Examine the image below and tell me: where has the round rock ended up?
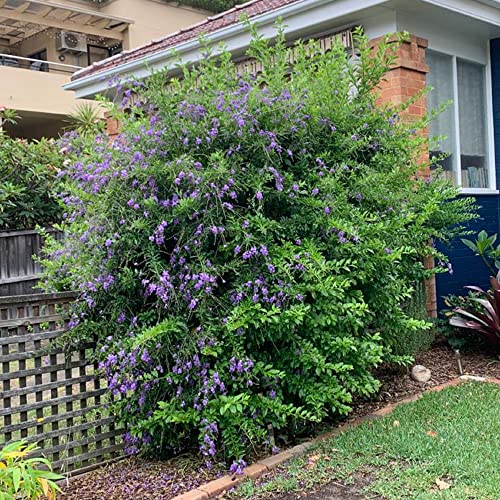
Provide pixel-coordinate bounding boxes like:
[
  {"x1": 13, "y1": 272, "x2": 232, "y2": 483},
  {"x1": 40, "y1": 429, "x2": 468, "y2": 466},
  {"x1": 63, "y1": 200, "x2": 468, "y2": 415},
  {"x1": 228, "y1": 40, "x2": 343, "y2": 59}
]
[{"x1": 411, "y1": 364, "x2": 431, "y2": 383}]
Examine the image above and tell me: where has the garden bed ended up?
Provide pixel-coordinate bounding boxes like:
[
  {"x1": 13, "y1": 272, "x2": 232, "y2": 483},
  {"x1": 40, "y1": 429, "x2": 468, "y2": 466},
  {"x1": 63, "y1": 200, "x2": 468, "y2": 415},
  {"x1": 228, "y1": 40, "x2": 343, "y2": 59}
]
[
  {"x1": 59, "y1": 456, "x2": 226, "y2": 499},
  {"x1": 346, "y1": 340, "x2": 500, "y2": 423},
  {"x1": 58, "y1": 343, "x2": 499, "y2": 499}
]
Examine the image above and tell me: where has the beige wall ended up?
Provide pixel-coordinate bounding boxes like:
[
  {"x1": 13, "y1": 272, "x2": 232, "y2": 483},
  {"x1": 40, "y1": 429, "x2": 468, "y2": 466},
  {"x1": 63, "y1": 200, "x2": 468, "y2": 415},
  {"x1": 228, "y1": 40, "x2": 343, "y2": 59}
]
[
  {"x1": 30, "y1": 0, "x2": 208, "y2": 50},
  {"x1": 101, "y1": 0, "x2": 207, "y2": 49},
  {"x1": 0, "y1": 65, "x2": 95, "y2": 115}
]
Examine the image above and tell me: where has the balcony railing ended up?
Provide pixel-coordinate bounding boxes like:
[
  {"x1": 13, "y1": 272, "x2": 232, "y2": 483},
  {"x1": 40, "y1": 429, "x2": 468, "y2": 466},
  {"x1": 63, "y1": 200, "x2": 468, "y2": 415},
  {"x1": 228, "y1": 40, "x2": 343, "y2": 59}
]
[{"x1": 0, "y1": 53, "x2": 82, "y2": 75}]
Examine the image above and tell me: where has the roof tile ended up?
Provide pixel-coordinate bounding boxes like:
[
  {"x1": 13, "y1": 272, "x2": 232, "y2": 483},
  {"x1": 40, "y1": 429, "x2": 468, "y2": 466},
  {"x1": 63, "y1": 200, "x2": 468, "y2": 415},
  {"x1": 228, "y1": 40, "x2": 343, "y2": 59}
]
[{"x1": 72, "y1": 0, "x2": 300, "y2": 81}]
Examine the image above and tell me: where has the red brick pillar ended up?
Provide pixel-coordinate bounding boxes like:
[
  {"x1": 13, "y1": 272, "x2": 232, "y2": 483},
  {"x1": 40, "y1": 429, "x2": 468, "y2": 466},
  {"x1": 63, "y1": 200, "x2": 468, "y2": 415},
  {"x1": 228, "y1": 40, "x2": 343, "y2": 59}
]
[
  {"x1": 373, "y1": 34, "x2": 430, "y2": 173},
  {"x1": 371, "y1": 34, "x2": 437, "y2": 317},
  {"x1": 105, "y1": 112, "x2": 120, "y2": 139}
]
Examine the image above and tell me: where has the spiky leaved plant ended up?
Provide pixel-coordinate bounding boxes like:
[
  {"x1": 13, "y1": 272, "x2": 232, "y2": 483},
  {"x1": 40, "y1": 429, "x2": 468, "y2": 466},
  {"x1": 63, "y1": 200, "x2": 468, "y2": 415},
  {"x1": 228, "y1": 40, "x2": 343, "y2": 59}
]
[{"x1": 449, "y1": 274, "x2": 500, "y2": 352}]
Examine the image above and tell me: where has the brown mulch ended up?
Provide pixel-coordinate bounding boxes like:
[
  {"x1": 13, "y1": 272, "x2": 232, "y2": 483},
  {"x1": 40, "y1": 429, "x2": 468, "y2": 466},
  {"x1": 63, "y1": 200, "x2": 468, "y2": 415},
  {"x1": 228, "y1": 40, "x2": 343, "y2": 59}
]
[
  {"x1": 346, "y1": 341, "x2": 500, "y2": 424},
  {"x1": 59, "y1": 456, "x2": 225, "y2": 500},
  {"x1": 59, "y1": 343, "x2": 499, "y2": 500}
]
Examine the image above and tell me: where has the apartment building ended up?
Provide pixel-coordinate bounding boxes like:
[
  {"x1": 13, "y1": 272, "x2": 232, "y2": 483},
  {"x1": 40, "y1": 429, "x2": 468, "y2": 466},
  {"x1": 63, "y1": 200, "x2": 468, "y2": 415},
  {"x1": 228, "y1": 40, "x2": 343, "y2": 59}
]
[{"x1": 0, "y1": 0, "x2": 207, "y2": 138}]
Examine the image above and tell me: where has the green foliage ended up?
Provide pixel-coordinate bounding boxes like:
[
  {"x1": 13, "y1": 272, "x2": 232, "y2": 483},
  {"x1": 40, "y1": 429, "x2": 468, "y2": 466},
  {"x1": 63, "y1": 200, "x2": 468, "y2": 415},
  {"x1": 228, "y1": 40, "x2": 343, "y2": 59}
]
[
  {"x1": 40, "y1": 27, "x2": 476, "y2": 466},
  {"x1": 171, "y1": 0, "x2": 242, "y2": 13},
  {"x1": 391, "y1": 281, "x2": 435, "y2": 357},
  {"x1": 64, "y1": 103, "x2": 104, "y2": 138},
  {"x1": 0, "y1": 106, "x2": 20, "y2": 125},
  {"x1": 0, "y1": 132, "x2": 63, "y2": 230},
  {"x1": 447, "y1": 277, "x2": 500, "y2": 352},
  {"x1": 0, "y1": 440, "x2": 63, "y2": 500},
  {"x1": 461, "y1": 229, "x2": 500, "y2": 276}
]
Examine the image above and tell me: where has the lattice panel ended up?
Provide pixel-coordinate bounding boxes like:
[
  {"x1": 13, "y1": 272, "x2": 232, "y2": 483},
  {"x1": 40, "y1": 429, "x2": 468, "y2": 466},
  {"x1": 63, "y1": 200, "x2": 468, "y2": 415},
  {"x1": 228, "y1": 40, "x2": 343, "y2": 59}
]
[{"x1": 0, "y1": 293, "x2": 123, "y2": 473}]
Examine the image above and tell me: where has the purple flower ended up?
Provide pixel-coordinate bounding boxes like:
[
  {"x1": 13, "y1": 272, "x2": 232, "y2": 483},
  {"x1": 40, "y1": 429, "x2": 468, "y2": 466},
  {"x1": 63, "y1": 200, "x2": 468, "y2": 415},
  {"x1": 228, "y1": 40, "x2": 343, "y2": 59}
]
[
  {"x1": 229, "y1": 459, "x2": 247, "y2": 475},
  {"x1": 384, "y1": 247, "x2": 392, "y2": 254},
  {"x1": 256, "y1": 191, "x2": 263, "y2": 201}
]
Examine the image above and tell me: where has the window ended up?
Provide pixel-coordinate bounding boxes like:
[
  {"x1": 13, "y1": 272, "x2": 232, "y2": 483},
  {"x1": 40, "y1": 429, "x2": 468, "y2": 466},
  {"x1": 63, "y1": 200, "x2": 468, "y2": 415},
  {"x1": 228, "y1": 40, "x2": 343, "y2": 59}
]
[
  {"x1": 427, "y1": 50, "x2": 491, "y2": 190},
  {"x1": 87, "y1": 44, "x2": 122, "y2": 66}
]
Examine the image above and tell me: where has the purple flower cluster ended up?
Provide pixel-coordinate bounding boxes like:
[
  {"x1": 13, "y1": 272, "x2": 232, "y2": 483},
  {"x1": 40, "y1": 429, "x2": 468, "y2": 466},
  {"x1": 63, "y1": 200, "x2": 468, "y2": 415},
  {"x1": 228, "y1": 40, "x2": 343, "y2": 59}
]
[
  {"x1": 99, "y1": 342, "x2": 159, "y2": 411},
  {"x1": 199, "y1": 420, "x2": 218, "y2": 468},
  {"x1": 229, "y1": 459, "x2": 247, "y2": 475}
]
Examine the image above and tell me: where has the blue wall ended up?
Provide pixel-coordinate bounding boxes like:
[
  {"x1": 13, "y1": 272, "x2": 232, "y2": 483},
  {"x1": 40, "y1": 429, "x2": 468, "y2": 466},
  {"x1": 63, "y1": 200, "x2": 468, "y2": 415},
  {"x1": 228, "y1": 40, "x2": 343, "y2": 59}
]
[{"x1": 435, "y1": 38, "x2": 500, "y2": 310}]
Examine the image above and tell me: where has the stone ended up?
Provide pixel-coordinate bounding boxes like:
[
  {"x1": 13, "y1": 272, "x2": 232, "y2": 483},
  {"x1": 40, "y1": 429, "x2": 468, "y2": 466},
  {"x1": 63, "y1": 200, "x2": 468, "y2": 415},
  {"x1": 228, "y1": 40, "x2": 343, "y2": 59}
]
[{"x1": 411, "y1": 364, "x2": 431, "y2": 383}]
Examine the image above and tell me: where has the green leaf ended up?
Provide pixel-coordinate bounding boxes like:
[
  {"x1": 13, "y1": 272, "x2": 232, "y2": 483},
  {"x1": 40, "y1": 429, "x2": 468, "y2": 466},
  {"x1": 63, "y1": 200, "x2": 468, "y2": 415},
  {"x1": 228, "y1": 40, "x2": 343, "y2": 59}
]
[{"x1": 12, "y1": 468, "x2": 20, "y2": 492}]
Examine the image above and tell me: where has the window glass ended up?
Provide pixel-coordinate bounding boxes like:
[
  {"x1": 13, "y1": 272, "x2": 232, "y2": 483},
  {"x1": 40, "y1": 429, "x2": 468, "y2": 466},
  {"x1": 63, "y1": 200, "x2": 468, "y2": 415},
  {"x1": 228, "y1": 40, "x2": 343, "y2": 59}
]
[
  {"x1": 457, "y1": 59, "x2": 488, "y2": 188},
  {"x1": 426, "y1": 51, "x2": 456, "y2": 183},
  {"x1": 87, "y1": 45, "x2": 111, "y2": 66}
]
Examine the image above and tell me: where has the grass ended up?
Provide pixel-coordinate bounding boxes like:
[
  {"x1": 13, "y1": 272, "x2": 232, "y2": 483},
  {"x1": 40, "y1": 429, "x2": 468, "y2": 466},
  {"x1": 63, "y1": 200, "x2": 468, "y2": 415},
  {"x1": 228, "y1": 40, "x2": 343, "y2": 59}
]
[{"x1": 231, "y1": 382, "x2": 500, "y2": 499}]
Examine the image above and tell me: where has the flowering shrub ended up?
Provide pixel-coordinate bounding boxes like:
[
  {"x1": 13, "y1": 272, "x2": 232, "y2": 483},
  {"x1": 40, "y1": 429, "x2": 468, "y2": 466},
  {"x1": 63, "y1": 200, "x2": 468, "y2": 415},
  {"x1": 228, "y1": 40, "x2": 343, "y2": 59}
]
[{"x1": 40, "y1": 28, "x2": 475, "y2": 467}]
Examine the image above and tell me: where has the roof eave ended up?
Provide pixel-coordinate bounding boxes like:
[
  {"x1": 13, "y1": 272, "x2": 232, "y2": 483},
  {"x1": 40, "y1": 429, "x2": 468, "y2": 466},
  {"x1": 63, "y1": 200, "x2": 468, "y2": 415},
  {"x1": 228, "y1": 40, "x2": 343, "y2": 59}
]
[
  {"x1": 65, "y1": 0, "x2": 396, "y2": 98},
  {"x1": 64, "y1": 0, "x2": 500, "y2": 99}
]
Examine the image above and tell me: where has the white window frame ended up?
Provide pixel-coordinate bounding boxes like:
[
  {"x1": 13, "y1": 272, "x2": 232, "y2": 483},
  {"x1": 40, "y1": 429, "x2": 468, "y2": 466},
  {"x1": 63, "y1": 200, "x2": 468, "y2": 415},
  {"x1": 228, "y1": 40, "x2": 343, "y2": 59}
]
[{"x1": 428, "y1": 45, "x2": 497, "y2": 195}]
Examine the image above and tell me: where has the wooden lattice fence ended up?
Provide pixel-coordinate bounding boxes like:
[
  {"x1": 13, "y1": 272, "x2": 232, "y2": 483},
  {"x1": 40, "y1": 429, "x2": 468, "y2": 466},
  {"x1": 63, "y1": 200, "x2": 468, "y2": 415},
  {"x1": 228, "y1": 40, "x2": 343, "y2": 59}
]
[{"x1": 0, "y1": 292, "x2": 123, "y2": 473}]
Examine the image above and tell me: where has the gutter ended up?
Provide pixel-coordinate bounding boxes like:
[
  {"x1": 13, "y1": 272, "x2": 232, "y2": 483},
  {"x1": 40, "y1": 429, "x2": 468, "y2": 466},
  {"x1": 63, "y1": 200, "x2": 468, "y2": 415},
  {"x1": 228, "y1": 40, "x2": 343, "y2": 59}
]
[{"x1": 64, "y1": 0, "x2": 390, "y2": 98}]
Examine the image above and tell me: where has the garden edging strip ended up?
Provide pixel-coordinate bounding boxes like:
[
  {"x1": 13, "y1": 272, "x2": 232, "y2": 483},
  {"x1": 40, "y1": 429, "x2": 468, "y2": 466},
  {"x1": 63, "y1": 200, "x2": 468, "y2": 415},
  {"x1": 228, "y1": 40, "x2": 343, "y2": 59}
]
[{"x1": 172, "y1": 376, "x2": 500, "y2": 500}]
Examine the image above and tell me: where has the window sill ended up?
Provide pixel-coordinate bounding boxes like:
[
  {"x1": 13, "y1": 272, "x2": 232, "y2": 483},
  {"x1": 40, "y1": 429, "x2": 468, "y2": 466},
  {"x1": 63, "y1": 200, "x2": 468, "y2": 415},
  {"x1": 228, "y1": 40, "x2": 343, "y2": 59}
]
[{"x1": 459, "y1": 188, "x2": 499, "y2": 195}]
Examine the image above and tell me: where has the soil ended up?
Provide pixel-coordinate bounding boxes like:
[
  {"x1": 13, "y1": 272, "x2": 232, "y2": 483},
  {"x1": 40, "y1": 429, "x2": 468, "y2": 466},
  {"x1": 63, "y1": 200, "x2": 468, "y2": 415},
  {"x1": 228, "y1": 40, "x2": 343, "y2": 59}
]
[
  {"x1": 59, "y1": 342, "x2": 499, "y2": 500},
  {"x1": 272, "y1": 471, "x2": 382, "y2": 500}
]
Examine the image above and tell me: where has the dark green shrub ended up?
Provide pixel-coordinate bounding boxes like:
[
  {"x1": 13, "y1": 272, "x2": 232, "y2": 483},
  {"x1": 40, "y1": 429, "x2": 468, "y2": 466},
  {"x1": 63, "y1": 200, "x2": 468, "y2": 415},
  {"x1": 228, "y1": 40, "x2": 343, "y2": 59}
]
[
  {"x1": 40, "y1": 28, "x2": 476, "y2": 468},
  {"x1": 171, "y1": 1, "x2": 242, "y2": 13},
  {"x1": 0, "y1": 130, "x2": 63, "y2": 230},
  {"x1": 391, "y1": 281, "x2": 435, "y2": 357}
]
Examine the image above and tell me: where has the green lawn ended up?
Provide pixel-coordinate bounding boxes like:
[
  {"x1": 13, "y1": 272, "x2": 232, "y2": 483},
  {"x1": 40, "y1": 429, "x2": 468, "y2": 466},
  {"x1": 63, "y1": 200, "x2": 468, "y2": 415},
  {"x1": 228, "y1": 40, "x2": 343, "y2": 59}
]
[{"x1": 232, "y1": 382, "x2": 500, "y2": 499}]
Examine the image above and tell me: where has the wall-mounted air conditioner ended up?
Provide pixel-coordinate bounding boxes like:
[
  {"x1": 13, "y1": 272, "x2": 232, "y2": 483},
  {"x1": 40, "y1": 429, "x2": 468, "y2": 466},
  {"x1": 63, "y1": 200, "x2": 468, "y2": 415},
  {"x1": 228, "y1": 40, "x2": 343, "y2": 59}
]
[{"x1": 56, "y1": 32, "x2": 88, "y2": 54}]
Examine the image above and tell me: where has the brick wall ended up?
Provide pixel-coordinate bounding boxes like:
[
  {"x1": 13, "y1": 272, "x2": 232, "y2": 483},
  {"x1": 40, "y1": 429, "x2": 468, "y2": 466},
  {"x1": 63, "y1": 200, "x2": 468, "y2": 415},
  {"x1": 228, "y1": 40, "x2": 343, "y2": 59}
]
[
  {"x1": 370, "y1": 34, "x2": 437, "y2": 317},
  {"x1": 105, "y1": 113, "x2": 120, "y2": 138}
]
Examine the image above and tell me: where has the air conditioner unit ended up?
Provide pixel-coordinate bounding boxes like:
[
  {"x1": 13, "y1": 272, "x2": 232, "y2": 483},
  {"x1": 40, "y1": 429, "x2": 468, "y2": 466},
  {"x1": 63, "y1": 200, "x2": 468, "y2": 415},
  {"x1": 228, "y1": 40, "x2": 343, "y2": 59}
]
[{"x1": 56, "y1": 31, "x2": 87, "y2": 54}]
